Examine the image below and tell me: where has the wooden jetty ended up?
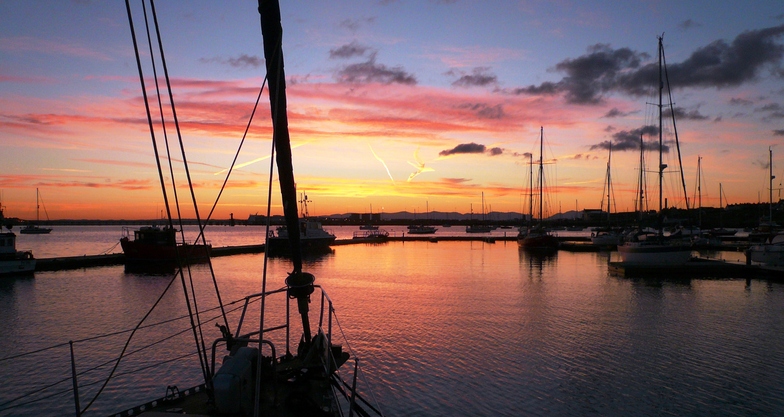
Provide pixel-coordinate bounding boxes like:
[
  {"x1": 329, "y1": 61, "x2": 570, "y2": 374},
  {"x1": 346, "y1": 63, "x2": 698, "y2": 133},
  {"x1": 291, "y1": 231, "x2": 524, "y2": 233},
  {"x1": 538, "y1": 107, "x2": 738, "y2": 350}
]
[
  {"x1": 35, "y1": 244, "x2": 265, "y2": 271},
  {"x1": 608, "y1": 258, "x2": 782, "y2": 279}
]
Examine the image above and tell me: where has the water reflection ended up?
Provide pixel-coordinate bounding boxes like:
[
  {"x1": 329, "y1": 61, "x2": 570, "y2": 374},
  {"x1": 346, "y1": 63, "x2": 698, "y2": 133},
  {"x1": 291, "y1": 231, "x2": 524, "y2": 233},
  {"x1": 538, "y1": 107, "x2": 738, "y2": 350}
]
[{"x1": 518, "y1": 247, "x2": 557, "y2": 280}]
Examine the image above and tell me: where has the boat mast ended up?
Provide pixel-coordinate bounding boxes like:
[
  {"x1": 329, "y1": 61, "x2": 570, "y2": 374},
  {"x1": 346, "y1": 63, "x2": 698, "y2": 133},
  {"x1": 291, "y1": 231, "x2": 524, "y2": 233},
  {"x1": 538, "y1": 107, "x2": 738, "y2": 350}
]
[
  {"x1": 770, "y1": 147, "x2": 774, "y2": 224},
  {"x1": 697, "y1": 156, "x2": 702, "y2": 228},
  {"x1": 604, "y1": 144, "x2": 613, "y2": 225},
  {"x1": 538, "y1": 126, "x2": 544, "y2": 227},
  {"x1": 260, "y1": 0, "x2": 302, "y2": 272},
  {"x1": 638, "y1": 134, "x2": 645, "y2": 223},
  {"x1": 657, "y1": 36, "x2": 665, "y2": 237},
  {"x1": 528, "y1": 153, "x2": 533, "y2": 228}
]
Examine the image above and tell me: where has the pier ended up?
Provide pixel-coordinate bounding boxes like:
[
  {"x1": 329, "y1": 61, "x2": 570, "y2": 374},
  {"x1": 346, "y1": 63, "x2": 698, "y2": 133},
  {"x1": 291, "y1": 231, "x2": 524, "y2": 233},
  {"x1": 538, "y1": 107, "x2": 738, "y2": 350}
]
[{"x1": 30, "y1": 237, "x2": 782, "y2": 281}]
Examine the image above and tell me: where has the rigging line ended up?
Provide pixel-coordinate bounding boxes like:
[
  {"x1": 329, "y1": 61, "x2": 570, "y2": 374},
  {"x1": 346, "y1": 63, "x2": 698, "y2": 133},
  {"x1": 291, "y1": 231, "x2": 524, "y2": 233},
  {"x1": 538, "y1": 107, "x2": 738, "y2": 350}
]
[
  {"x1": 77, "y1": 255, "x2": 181, "y2": 415},
  {"x1": 255, "y1": 41, "x2": 280, "y2": 417},
  {"x1": 140, "y1": 1, "x2": 182, "y2": 233},
  {"x1": 661, "y1": 36, "x2": 689, "y2": 211},
  {"x1": 148, "y1": 0, "x2": 212, "y2": 383},
  {"x1": 76, "y1": 323, "x2": 197, "y2": 380},
  {"x1": 191, "y1": 74, "x2": 270, "y2": 337},
  {"x1": 0, "y1": 341, "x2": 69, "y2": 363},
  {"x1": 261, "y1": 0, "x2": 303, "y2": 273},
  {"x1": 149, "y1": 0, "x2": 207, "y2": 248},
  {"x1": 79, "y1": 2, "x2": 192, "y2": 413}
]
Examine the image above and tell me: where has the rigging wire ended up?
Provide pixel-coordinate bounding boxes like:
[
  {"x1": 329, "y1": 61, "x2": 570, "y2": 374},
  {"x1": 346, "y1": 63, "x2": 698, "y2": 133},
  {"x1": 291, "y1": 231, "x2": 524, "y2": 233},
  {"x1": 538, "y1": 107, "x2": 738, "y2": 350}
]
[{"x1": 146, "y1": 0, "x2": 214, "y2": 382}]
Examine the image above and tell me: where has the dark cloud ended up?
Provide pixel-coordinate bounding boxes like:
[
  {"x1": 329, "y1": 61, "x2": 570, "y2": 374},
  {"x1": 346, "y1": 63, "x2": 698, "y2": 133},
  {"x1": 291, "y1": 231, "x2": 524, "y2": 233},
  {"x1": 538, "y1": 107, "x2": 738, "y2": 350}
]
[
  {"x1": 603, "y1": 108, "x2": 635, "y2": 118},
  {"x1": 450, "y1": 67, "x2": 498, "y2": 87},
  {"x1": 442, "y1": 177, "x2": 471, "y2": 184},
  {"x1": 514, "y1": 44, "x2": 647, "y2": 104},
  {"x1": 774, "y1": 129, "x2": 784, "y2": 136},
  {"x1": 440, "y1": 143, "x2": 486, "y2": 156},
  {"x1": 756, "y1": 102, "x2": 784, "y2": 120},
  {"x1": 339, "y1": 17, "x2": 376, "y2": 32},
  {"x1": 488, "y1": 147, "x2": 503, "y2": 156},
  {"x1": 678, "y1": 19, "x2": 702, "y2": 30},
  {"x1": 439, "y1": 143, "x2": 506, "y2": 157},
  {"x1": 514, "y1": 25, "x2": 784, "y2": 104},
  {"x1": 457, "y1": 103, "x2": 505, "y2": 119},
  {"x1": 589, "y1": 125, "x2": 667, "y2": 152},
  {"x1": 663, "y1": 106, "x2": 710, "y2": 120},
  {"x1": 329, "y1": 41, "x2": 373, "y2": 59},
  {"x1": 335, "y1": 53, "x2": 416, "y2": 85},
  {"x1": 199, "y1": 54, "x2": 263, "y2": 68},
  {"x1": 729, "y1": 97, "x2": 754, "y2": 106}
]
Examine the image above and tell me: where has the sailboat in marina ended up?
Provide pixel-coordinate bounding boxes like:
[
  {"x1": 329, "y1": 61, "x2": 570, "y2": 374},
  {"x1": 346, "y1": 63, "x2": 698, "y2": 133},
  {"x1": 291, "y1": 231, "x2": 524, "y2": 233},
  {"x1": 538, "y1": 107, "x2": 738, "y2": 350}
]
[
  {"x1": 748, "y1": 147, "x2": 784, "y2": 266},
  {"x1": 466, "y1": 192, "x2": 492, "y2": 233},
  {"x1": 19, "y1": 188, "x2": 52, "y2": 234},
  {"x1": 518, "y1": 127, "x2": 559, "y2": 251},
  {"x1": 408, "y1": 201, "x2": 437, "y2": 234},
  {"x1": 590, "y1": 144, "x2": 621, "y2": 248},
  {"x1": 617, "y1": 35, "x2": 693, "y2": 265}
]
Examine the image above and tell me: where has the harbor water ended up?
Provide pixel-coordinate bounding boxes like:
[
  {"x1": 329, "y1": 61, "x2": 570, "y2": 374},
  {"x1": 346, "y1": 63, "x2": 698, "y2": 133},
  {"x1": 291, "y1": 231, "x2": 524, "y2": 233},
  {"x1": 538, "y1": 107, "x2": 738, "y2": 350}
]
[{"x1": 1, "y1": 225, "x2": 782, "y2": 416}]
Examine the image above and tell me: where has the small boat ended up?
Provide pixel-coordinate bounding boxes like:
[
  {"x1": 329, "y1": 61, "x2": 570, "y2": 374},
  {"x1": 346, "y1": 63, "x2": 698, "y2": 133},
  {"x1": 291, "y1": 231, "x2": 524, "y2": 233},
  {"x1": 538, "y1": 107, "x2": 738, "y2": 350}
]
[
  {"x1": 617, "y1": 36, "x2": 692, "y2": 265},
  {"x1": 19, "y1": 188, "x2": 52, "y2": 234},
  {"x1": 353, "y1": 228, "x2": 390, "y2": 240},
  {"x1": 266, "y1": 193, "x2": 336, "y2": 255},
  {"x1": 518, "y1": 127, "x2": 559, "y2": 251},
  {"x1": 359, "y1": 204, "x2": 380, "y2": 230},
  {"x1": 0, "y1": 204, "x2": 36, "y2": 275},
  {"x1": 590, "y1": 145, "x2": 621, "y2": 248},
  {"x1": 407, "y1": 224, "x2": 437, "y2": 234},
  {"x1": 749, "y1": 233, "x2": 784, "y2": 266},
  {"x1": 466, "y1": 193, "x2": 493, "y2": 233},
  {"x1": 748, "y1": 148, "x2": 783, "y2": 266},
  {"x1": 407, "y1": 201, "x2": 437, "y2": 234},
  {"x1": 120, "y1": 224, "x2": 212, "y2": 265}
]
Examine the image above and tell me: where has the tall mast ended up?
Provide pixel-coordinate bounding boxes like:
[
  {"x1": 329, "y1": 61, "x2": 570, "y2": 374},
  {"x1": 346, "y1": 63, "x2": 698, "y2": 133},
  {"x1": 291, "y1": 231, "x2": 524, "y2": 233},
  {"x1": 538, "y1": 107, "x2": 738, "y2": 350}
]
[
  {"x1": 528, "y1": 154, "x2": 533, "y2": 227},
  {"x1": 605, "y1": 144, "x2": 612, "y2": 224},
  {"x1": 697, "y1": 155, "x2": 702, "y2": 228},
  {"x1": 657, "y1": 36, "x2": 665, "y2": 237},
  {"x1": 538, "y1": 126, "x2": 544, "y2": 227},
  {"x1": 638, "y1": 134, "x2": 645, "y2": 223},
  {"x1": 260, "y1": 0, "x2": 302, "y2": 272},
  {"x1": 770, "y1": 147, "x2": 774, "y2": 224}
]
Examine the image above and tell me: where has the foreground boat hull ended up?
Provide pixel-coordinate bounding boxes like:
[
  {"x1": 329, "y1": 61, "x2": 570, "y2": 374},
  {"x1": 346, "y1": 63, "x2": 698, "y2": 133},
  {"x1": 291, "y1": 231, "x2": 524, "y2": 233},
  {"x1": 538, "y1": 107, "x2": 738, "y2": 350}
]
[
  {"x1": 19, "y1": 226, "x2": 52, "y2": 234},
  {"x1": 617, "y1": 242, "x2": 693, "y2": 265},
  {"x1": 0, "y1": 256, "x2": 35, "y2": 275},
  {"x1": 120, "y1": 239, "x2": 212, "y2": 263},
  {"x1": 266, "y1": 236, "x2": 336, "y2": 255},
  {"x1": 749, "y1": 244, "x2": 784, "y2": 266},
  {"x1": 517, "y1": 233, "x2": 559, "y2": 251}
]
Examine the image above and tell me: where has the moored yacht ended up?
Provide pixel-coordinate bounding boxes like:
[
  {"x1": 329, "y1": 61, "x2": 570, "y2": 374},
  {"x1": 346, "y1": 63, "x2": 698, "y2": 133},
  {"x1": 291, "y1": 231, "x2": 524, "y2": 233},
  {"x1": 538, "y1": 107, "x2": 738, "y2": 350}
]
[{"x1": 617, "y1": 36, "x2": 692, "y2": 265}]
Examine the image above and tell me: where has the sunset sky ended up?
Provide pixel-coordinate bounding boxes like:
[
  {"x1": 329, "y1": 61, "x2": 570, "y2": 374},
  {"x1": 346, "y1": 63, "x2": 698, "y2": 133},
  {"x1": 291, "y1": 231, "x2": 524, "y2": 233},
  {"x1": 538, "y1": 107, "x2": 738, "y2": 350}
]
[{"x1": 1, "y1": 0, "x2": 783, "y2": 221}]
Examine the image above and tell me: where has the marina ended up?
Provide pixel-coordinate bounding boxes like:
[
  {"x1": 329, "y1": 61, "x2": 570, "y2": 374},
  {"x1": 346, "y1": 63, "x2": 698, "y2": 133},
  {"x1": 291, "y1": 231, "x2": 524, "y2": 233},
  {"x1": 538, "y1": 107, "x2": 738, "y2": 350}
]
[
  {"x1": 3, "y1": 227, "x2": 784, "y2": 416},
  {"x1": 2, "y1": 2, "x2": 784, "y2": 416}
]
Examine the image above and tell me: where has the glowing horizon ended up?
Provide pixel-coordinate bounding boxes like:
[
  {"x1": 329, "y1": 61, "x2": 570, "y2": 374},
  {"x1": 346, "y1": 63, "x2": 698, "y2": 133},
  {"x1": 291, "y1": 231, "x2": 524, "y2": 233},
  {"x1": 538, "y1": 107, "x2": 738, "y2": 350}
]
[{"x1": 1, "y1": 1, "x2": 783, "y2": 221}]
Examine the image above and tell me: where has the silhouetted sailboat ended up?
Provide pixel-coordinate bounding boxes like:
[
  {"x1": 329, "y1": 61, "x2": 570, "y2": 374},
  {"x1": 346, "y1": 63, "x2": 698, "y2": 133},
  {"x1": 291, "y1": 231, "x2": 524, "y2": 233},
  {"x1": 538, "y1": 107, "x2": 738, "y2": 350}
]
[
  {"x1": 19, "y1": 188, "x2": 52, "y2": 234},
  {"x1": 518, "y1": 127, "x2": 559, "y2": 251},
  {"x1": 617, "y1": 35, "x2": 692, "y2": 265}
]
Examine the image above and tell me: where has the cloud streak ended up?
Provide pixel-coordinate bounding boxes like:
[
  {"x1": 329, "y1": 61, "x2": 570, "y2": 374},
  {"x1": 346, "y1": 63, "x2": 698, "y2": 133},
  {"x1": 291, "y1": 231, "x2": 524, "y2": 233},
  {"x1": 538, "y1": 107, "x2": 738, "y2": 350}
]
[{"x1": 514, "y1": 25, "x2": 784, "y2": 104}]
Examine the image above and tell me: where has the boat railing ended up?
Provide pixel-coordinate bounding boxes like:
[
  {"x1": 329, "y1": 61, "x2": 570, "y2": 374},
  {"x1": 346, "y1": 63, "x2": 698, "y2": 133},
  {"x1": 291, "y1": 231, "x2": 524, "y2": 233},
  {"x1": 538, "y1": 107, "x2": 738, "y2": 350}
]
[
  {"x1": 0, "y1": 284, "x2": 381, "y2": 416},
  {"x1": 216, "y1": 284, "x2": 383, "y2": 416},
  {"x1": 0, "y1": 298, "x2": 235, "y2": 416}
]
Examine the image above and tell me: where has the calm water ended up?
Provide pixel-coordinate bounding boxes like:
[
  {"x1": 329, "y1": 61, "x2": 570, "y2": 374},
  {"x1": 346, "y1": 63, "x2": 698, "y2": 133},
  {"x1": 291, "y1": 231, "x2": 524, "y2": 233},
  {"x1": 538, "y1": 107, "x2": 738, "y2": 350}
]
[{"x1": 1, "y1": 226, "x2": 782, "y2": 416}]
